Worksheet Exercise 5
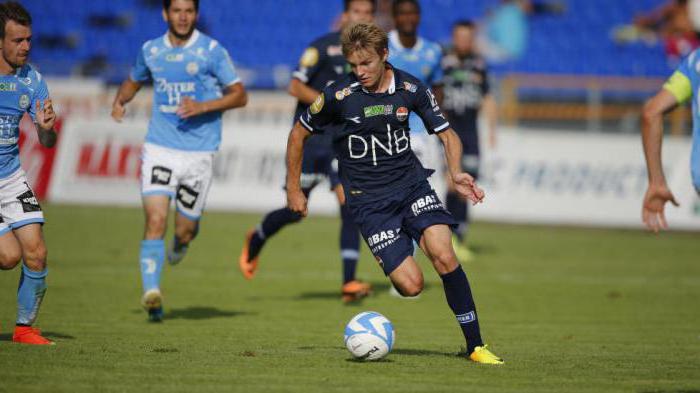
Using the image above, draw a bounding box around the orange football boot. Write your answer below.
[342,280,373,303]
[13,326,55,345]
[239,229,259,280]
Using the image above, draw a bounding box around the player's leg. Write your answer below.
[168,151,213,265]
[335,183,371,302]
[12,223,53,345]
[139,143,176,321]
[239,152,321,279]
[446,132,479,262]
[418,224,502,364]
[140,195,170,320]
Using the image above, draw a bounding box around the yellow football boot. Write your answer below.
[469,345,504,365]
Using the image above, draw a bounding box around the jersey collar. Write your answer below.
[353,63,405,95]
[163,29,200,49]
[388,30,424,53]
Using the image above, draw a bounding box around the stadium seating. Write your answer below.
[24,0,673,87]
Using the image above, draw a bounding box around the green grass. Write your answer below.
[0,204,699,393]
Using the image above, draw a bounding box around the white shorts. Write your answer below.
[0,169,44,236]
[140,143,215,221]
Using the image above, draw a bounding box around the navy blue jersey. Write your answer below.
[292,31,348,151]
[292,31,348,121]
[441,52,489,136]
[299,65,450,199]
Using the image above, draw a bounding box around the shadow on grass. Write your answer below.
[295,281,433,302]
[392,348,463,358]
[166,307,253,320]
[0,331,76,342]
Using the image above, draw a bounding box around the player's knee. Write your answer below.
[396,275,424,297]
[432,249,459,275]
[145,213,167,238]
[0,250,22,270]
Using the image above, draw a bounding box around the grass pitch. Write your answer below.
[0,204,698,393]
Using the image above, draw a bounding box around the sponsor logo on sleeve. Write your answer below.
[310,93,325,114]
[19,94,29,110]
[300,47,319,67]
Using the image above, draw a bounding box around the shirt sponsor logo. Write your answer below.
[348,124,410,166]
[0,82,17,91]
[396,107,408,122]
[155,78,196,106]
[166,53,184,62]
[363,104,393,118]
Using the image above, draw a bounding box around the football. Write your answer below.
[344,311,395,360]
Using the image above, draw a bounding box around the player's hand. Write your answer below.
[177,96,206,119]
[453,172,485,205]
[35,99,56,131]
[287,188,308,217]
[111,101,126,122]
[642,182,679,233]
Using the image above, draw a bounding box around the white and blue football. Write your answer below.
[344,311,395,360]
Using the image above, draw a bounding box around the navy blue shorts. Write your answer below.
[300,147,341,192]
[348,181,457,275]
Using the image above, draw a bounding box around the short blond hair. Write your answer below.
[341,22,388,57]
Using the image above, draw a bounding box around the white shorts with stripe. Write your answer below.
[140,143,215,221]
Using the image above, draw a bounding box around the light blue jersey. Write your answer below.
[664,49,700,192]
[0,64,49,179]
[131,30,240,152]
[388,30,443,133]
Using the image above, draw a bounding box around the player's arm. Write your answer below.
[289,43,325,105]
[177,82,248,119]
[30,77,57,148]
[436,128,484,205]
[35,99,57,148]
[288,79,321,105]
[111,78,142,122]
[640,86,683,232]
[286,121,312,217]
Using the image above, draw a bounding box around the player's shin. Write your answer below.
[16,265,47,326]
[440,264,484,354]
[340,204,360,284]
[140,239,165,292]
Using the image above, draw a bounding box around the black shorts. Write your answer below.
[348,181,456,275]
